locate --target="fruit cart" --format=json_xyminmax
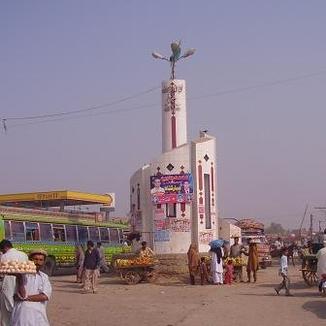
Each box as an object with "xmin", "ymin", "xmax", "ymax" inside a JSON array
[
  {"xmin": 111, "ymin": 253, "xmax": 158, "ymax": 285},
  {"xmin": 301, "ymin": 254, "xmax": 318, "ymax": 287}
]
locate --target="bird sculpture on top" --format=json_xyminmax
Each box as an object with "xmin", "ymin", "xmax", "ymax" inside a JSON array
[{"xmin": 152, "ymin": 40, "xmax": 196, "ymax": 80}]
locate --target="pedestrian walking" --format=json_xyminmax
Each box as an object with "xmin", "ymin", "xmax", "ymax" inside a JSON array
[
  {"xmin": 275, "ymin": 248, "xmax": 293, "ymax": 296},
  {"xmin": 83, "ymin": 241, "xmax": 100, "ymax": 294}
]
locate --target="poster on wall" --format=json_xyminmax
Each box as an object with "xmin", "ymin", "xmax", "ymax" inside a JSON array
[
  {"xmin": 170, "ymin": 219, "xmax": 191, "ymax": 232},
  {"xmin": 153, "ymin": 208, "xmax": 165, "ymax": 221},
  {"xmin": 154, "ymin": 230, "xmax": 170, "ymax": 242},
  {"xmin": 199, "ymin": 231, "xmax": 214, "ymax": 245},
  {"xmin": 150, "ymin": 173, "xmax": 193, "ymax": 204}
]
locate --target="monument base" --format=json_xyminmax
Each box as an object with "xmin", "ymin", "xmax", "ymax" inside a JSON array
[{"xmin": 156, "ymin": 253, "xmax": 188, "ymax": 274}]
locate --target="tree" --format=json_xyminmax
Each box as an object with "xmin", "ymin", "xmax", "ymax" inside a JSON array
[{"xmin": 265, "ymin": 222, "xmax": 286, "ymax": 235}]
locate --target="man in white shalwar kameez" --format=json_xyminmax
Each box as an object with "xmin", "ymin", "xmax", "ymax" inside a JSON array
[
  {"xmin": 0, "ymin": 240, "xmax": 28, "ymax": 326},
  {"xmin": 12, "ymin": 249, "xmax": 52, "ymax": 326},
  {"xmin": 210, "ymin": 247, "xmax": 224, "ymax": 285}
]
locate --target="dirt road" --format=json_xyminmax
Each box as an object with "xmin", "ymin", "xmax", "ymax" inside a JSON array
[{"xmin": 48, "ymin": 265, "xmax": 325, "ymax": 326}]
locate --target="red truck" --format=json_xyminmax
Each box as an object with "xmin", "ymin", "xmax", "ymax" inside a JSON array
[{"xmin": 236, "ymin": 219, "xmax": 272, "ymax": 269}]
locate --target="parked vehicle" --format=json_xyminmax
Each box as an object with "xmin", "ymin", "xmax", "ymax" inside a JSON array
[
  {"xmin": 0, "ymin": 206, "xmax": 129, "ymax": 276},
  {"xmin": 236, "ymin": 218, "xmax": 272, "ymax": 269}
]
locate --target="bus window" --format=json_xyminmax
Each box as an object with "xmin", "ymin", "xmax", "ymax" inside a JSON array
[
  {"xmin": 4, "ymin": 221, "xmax": 11, "ymax": 239},
  {"xmin": 11, "ymin": 221, "xmax": 25, "ymax": 242},
  {"xmin": 77, "ymin": 226, "xmax": 88, "ymax": 243},
  {"xmin": 53, "ymin": 224, "xmax": 66, "ymax": 242},
  {"xmin": 88, "ymin": 227, "xmax": 100, "ymax": 242},
  {"xmin": 40, "ymin": 224, "xmax": 52, "ymax": 241},
  {"xmin": 66, "ymin": 225, "xmax": 77, "ymax": 242},
  {"xmin": 99, "ymin": 228, "xmax": 110, "ymax": 242},
  {"xmin": 109, "ymin": 228, "xmax": 119, "ymax": 244},
  {"xmin": 25, "ymin": 222, "xmax": 40, "ymax": 241}
]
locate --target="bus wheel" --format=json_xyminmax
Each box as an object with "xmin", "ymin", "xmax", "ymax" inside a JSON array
[{"xmin": 44, "ymin": 257, "xmax": 56, "ymax": 276}]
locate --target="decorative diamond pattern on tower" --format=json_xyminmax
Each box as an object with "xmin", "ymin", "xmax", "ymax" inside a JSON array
[
  {"xmin": 204, "ymin": 154, "xmax": 209, "ymax": 162},
  {"xmin": 166, "ymin": 163, "xmax": 174, "ymax": 171}
]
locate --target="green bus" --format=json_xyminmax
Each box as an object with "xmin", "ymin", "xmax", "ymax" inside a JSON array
[{"xmin": 0, "ymin": 206, "xmax": 130, "ymax": 275}]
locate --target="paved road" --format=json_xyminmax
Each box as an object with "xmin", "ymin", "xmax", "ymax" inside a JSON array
[{"xmin": 48, "ymin": 265, "xmax": 325, "ymax": 326}]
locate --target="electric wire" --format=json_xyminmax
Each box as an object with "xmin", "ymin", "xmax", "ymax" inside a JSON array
[{"xmin": 2, "ymin": 69, "xmax": 326, "ymax": 131}]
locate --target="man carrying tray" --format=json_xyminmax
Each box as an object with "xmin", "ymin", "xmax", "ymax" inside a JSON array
[
  {"xmin": 11, "ymin": 249, "xmax": 52, "ymax": 326},
  {"xmin": 0, "ymin": 240, "xmax": 28, "ymax": 326}
]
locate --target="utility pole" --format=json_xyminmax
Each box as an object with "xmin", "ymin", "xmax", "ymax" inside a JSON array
[
  {"xmin": 309, "ymin": 214, "xmax": 313, "ymax": 240},
  {"xmin": 299, "ymin": 204, "xmax": 308, "ymax": 239}
]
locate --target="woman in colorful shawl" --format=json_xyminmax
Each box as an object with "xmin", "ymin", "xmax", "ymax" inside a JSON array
[
  {"xmin": 245, "ymin": 240, "xmax": 259, "ymax": 282},
  {"xmin": 187, "ymin": 244, "xmax": 200, "ymax": 285}
]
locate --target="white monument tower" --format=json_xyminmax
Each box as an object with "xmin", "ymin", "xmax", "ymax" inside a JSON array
[{"xmin": 130, "ymin": 41, "xmax": 218, "ymax": 254}]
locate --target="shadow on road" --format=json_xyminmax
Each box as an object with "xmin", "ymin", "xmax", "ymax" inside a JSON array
[
  {"xmin": 238, "ymin": 291, "xmax": 320, "ymax": 298},
  {"xmin": 302, "ymin": 300, "xmax": 326, "ymax": 319},
  {"xmin": 258, "ymin": 281, "xmax": 311, "ymax": 290}
]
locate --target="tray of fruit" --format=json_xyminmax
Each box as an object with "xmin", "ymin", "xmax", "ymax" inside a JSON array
[{"xmin": 0, "ymin": 260, "xmax": 37, "ymax": 274}]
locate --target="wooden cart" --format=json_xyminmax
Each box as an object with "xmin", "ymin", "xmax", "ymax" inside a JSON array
[
  {"xmin": 111, "ymin": 253, "xmax": 158, "ymax": 285},
  {"xmin": 115, "ymin": 264, "xmax": 157, "ymax": 285},
  {"xmin": 301, "ymin": 254, "xmax": 318, "ymax": 287}
]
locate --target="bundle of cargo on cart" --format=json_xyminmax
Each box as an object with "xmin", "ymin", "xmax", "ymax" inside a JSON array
[{"xmin": 111, "ymin": 253, "xmax": 159, "ymax": 285}]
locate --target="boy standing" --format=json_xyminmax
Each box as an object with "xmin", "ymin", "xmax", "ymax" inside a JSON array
[
  {"xmin": 275, "ymin": 248, "xmax": 293, "ymax": 296},
  {"xmin": 199, "ymin": 257, "xmax": 210, "ymax": 285}
]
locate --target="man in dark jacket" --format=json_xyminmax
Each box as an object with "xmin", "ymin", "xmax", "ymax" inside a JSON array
[{"xmin": 83, "ymin": 241, "xmax": 100, "ymax": 293}]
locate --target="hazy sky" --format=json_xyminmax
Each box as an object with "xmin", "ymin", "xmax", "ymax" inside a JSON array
[{"xmin": 1, "ymin": 1, "xmax": 326, "ymax": 230}]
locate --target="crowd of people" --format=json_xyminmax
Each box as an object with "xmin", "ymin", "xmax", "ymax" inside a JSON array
[
  {"xmin": 187, "ymin": 235, "xmax": 326, "ymax": 298},
  {"xmin": 187, "ymin": 237, "xmax": 259, "ymax": 286},
  {"xmin": 0, "ymin": 233, "xmax": 325, "ymax": 325},
  {"xmin": 74, "ymin": 238, "xmax": 154, "ymax": 294}
]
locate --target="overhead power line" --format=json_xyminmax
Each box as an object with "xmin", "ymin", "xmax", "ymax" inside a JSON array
[
  {"xmin": 4, "ymin": 86, "xmax": 160, "ymax": 121},
  {"xmin": 189, "ymin": 70, "xmax": 326, "ymax": 100},
  {"xmin": 2, "ymin": 69, "xmax": 326, "ymax": 132}
]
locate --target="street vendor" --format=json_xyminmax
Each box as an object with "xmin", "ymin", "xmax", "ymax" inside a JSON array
[
  {"xmin": 11, "ymin": 249, "xmax": 52, "ymax": 326},
  {"xmin": 229, "ymin": 237, "xmax": 245, "ymax": 282},
  {"xmin": 0, "ymin": 240, "xmax": 28, "ymax": 326},
  {"xmin": 139, "ymin": 241, "xmax": 155, "ymax": 258}
]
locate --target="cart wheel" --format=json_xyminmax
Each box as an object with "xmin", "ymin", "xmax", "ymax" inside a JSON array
[
  {"xmin": 302, "ymin": 270, "xmax": 318, "ymax": 287},
  {"xmin": 125, "ymin": 271, "xmax": 141, "ymax": 285}
]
